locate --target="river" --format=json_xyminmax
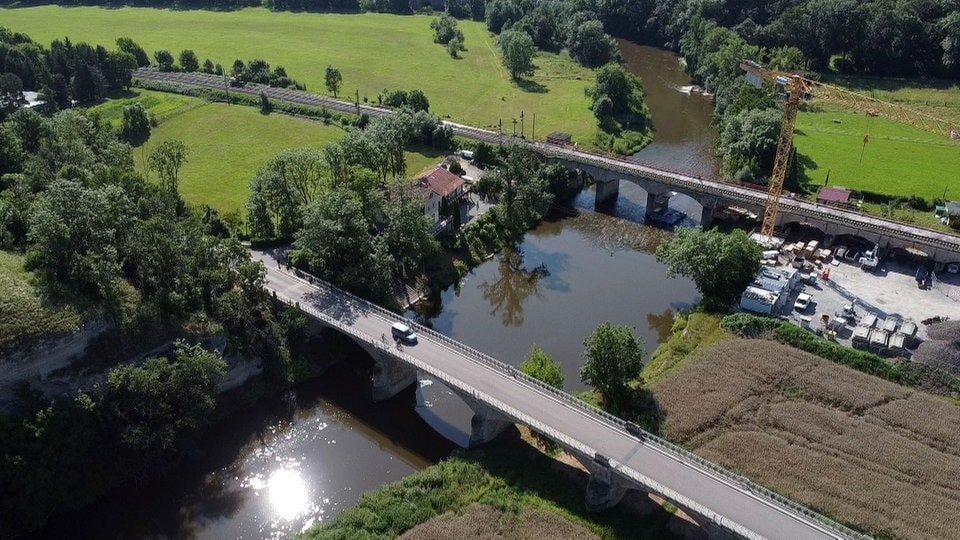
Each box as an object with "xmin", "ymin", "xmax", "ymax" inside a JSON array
[
  {"xmin": 620, "ymin": 40, "xmax": 721, "ymax": 179},
  {"xmin": 28, "ymin": 45, "xmax": 716, "ymax": 539}
]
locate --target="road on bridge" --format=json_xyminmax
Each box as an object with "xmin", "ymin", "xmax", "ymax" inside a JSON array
[{"xmin": 252, "ymin": 250, "xmax": 849, "ymax": 540}]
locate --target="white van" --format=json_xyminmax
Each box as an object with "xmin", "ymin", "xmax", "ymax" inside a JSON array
[{"xmin": 391, "ymin": 322, "xmax": 418, "ymax": 344}]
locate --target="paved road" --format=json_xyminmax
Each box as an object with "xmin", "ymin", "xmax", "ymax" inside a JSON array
[
  {"xmin": 136, "ymin": 69, "xmax": 960, "ymax": 256},
  {"xmin": 253, "ymin": 251, "xmax": 860, "ymax": 540}
]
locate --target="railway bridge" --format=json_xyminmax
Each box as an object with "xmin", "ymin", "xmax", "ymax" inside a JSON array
[{"xmin": 136, "ymin": 68, "xmax": 960, "ymax": 262}]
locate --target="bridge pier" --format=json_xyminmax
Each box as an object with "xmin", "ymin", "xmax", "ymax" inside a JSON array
[
  {"xmin": 575, "ymin": 453, "xmax": 630, "ymax": 512},
  {"xmin": 645, "ymin": 191, "xmax": 658, "ymax": 220},
  {"xmin": 594, "ymin": 177, "xmax": 619, "ymax": 206},
  {"xmin": 367, "ymin": 348, "xmax": 418, "ymax": 402},
  {"xmin": 699, "ymin": 205, "xmax": 714, "ymax": 229},
  {"xmin": 455, "ymin": 391, "xmax": 514, "ymax": 446}
]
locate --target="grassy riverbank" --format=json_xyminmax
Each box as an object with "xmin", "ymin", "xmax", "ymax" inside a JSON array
[
  {"xmin": 299, "ymin": 431, "xmax": 680, "ymax": 539},
  {"xmin": 2, "ymin": 7, "xmax": 598, "ymax": 145},
  {"xmin": 0, "ymin": 251, "xmax": 85, "ymax": 355}
]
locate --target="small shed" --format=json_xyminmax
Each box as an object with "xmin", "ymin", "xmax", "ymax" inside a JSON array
[
  {"xmin": 946, "ymin": 201, "xmax": 960, "ymax": 226},
  {"xmin": 816, "ymin": 187, "xmax": 852, "ymax": 206},
  {"xmin": 740, "ymin": 286, "xmax": 779, "ymax": 315},
  {"xmin": 546, "ymin": 132, "xmax": 573, "ymax": 146}
]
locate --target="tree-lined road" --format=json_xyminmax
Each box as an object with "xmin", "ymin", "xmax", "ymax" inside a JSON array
[{"xmin": 252, "ymin": 249, "xmax": 864, "ymax": 540}]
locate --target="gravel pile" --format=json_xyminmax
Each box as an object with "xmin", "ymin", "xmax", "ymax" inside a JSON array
[{"xmin": 914, "ymin": 320, "xmax": 960, "ymax": 375}]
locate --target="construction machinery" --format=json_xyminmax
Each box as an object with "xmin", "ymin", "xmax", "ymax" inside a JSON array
[{"xmin": 739, "ymin": 60, "xmax": 960, "ymax": 240}]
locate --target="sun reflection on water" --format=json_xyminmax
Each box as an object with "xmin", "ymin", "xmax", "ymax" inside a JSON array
[{"xmin": 268, "ymin": 468, "xmax": 309, "ymax": 520}]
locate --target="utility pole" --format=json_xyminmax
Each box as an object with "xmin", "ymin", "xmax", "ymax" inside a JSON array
[
  {"xmin": 520, "ymin": 111, "xmax": 524, "ymax": 138},
  {"xmin": 512, "ymin": 117, "xmax": 517, "ymax": 137},
  {"xmin": 498, "ymin": 118, "xmax": 503, "ymax": 144},
  {"xmin": 532, "ymin": 113, "xmax": 536, "ymax": 140},
  {"xmin": 355, "ymin": 88, "xmax": 360, "ymax": 116}
]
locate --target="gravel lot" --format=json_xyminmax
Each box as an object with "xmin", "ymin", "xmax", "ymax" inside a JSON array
[{"xmin": 779, "ymin": 255, "xmax": 959, "ymax": 345}]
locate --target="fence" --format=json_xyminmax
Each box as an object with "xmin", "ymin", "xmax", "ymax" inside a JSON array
[{"xmin": 278, "ymin": 268, "xmax": 867, "ymax": 540}]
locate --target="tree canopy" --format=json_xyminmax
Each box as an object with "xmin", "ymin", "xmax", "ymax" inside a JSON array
[
  {"xmin": 498, "ymin": 30, "xmax": 536, "ymax": 81},
  {"xmin": 655, "ymin": 227, "xmax": 762, "ymax": 312},
  {"xmin": 580, "ymin": 322, "xmax": 645, "ymax": 404},
  {"xmin": 325, "ymin": 64, "xmax": 342, "ymax": 97},
  {"xmin": 519, "ymin": 344, "xmax": 565, "ymax": 389}
]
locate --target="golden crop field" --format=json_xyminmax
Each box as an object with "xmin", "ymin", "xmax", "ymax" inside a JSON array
[{"xmin": 653, "ymin": 338, "xmax": 960, "ymax": 539}]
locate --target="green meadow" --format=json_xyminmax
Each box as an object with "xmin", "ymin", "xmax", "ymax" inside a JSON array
[
  {"xmin": 90, "ymin": 89, "xmax": 442, "ymax": 214},
  {"xmin": 1, "ymin": 6, "xmax": 597, "ymax": 143},
  {"xmin": 795, "ymin": 75, "xmax": 960, "ymax": 202}
]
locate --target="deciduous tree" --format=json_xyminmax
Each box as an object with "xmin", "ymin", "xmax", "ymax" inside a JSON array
[
  {"xmin": 324, "ymin": 64, "xmax": 342, "ymax": 97},
  {"xmin": 519, "ymin": 344, "xmax": 564, "ymax": 388},
  {"xmin": 498, "ymin": 30, "xmax": 536, "ymax": 81},
  {"xmin": 581, "ymin": 322, "xmax": 644, "ymax": 404},
  {"xmin": 655, "ymin": 228, "xmax": 762, "ymax": 312},
  {"xmin": 149, "ymin": 139, "xmax": 188, "ymax": 193}
]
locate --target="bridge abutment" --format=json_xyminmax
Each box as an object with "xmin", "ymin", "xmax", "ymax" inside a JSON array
[
  {"xmin": 366, "ymin": 347, "xmax": 418, "ymax": 402},
  {"xmin": 699, "ymin": 206, "xmax": 714, "ymax": 229}
]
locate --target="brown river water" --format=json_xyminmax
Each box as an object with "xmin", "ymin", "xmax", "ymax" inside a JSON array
[{"xmin": 27, "ymin": 45, "xmax": 718, "ymax": 539}]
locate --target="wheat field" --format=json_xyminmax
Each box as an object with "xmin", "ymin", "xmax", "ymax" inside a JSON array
[{"xmin": 653, "ymin": 339, "xmax": 960, "ymax": 539}]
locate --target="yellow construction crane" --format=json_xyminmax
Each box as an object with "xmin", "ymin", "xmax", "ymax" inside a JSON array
[{"xmin": 739, "ymin": 60, "xmax": 960, "ymax": 239}]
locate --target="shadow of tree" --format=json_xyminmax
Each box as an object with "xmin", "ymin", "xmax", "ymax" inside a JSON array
[{"xmin": 515, "ymin": 78, "xmax": 548, "ymax": 94}]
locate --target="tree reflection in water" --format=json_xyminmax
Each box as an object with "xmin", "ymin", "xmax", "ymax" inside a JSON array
[{"xmin": 479, "ymin": 244, "xmax": 549, "ymax": 327}]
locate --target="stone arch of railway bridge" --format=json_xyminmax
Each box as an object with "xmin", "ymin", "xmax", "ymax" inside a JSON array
[
  {"xmin": 550, "ymin": 158, "xmax": 722, "ymax": 228},
  {"xmin": 775, "ymin": 211, "xmax": 957, "ymax": 262},
  {"xmin": 549, "ymin": 156, "xmax": 958, "ymax": 262}
]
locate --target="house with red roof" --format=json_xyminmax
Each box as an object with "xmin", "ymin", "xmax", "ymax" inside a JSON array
[{"xmin": 415, "ymin": 166, "xmax": 466, "ymax": 224}]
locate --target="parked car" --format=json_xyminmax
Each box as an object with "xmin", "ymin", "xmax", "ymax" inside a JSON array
[
  {"xmin": 391, "ymin": 322, "xmax": 418, "ymax": 344},
  {"xmin": 794, "ymin": 293, "xmax": 812, "ymax": 311}
]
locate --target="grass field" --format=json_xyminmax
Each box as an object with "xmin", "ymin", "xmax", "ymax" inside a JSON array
[
  {"xmin": 652, "ymin": 338, "xmax": 960, "ymax": 538},
  {"xmin": 1, "ymin": 7, "xmax": 598, "ymax": 144},
  {"xmin": 88, "ymin": 88, "xmax": 205, "ymax": 126},
  {"xmin": 0, "ymin": 251, "xmax": 84, "ymax": 355},
  {"xmin": 103, "ymin": 88, "xmax": 444, "ymax": 214},
  {"xmin": 795, "ymin": 75, "xmax": 960, "ymax": 202},
  {"xmin": 137, "ymin": 99, "xmax": 350, "ymax": 214}
]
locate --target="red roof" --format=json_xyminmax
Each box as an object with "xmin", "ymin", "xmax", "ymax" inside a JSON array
[
  {"xmin": 816, "ymin": 187, "xmax": 851, "ymax": 203},
  {"xmin": 417, "ymin": 167, "xmax": 465, "ymax": 198}
]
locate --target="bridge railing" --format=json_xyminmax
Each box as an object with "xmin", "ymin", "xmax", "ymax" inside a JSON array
[
  {"xmin": 280, "ymin": 268, "xmax": 867, "ymax": 540},
  {"xmin": 271, "ymin": 288, "xmax": 761, "ymax": 540}
]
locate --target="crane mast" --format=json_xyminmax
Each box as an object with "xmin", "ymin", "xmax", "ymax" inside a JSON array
[{"xmin": 761, "ymin": 76, "xmax": 803, "ymax": 238}]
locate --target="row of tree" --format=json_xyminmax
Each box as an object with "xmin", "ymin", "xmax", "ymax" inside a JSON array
[{"xmin": 0, "ymin": 28, "xmax": 142, "ymax": 116}]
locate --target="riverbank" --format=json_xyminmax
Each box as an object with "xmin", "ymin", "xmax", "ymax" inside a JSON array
[{"xmin": 298, "ymin": 428, "xmax": 685, "ymax": 539}]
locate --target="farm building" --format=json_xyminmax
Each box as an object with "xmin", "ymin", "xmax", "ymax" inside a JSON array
[{"xmin": 816, "ymin": 187, "xmax": 852, "ymax": 206}]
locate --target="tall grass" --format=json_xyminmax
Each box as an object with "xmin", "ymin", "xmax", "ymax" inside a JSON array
[
  {"xmin": 653, "ymin": 338, "xmax": 960, "ymax": 539},
  {"xmin": 0, "ymin": 251, "xmax": 84, "ymax": 354}
]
